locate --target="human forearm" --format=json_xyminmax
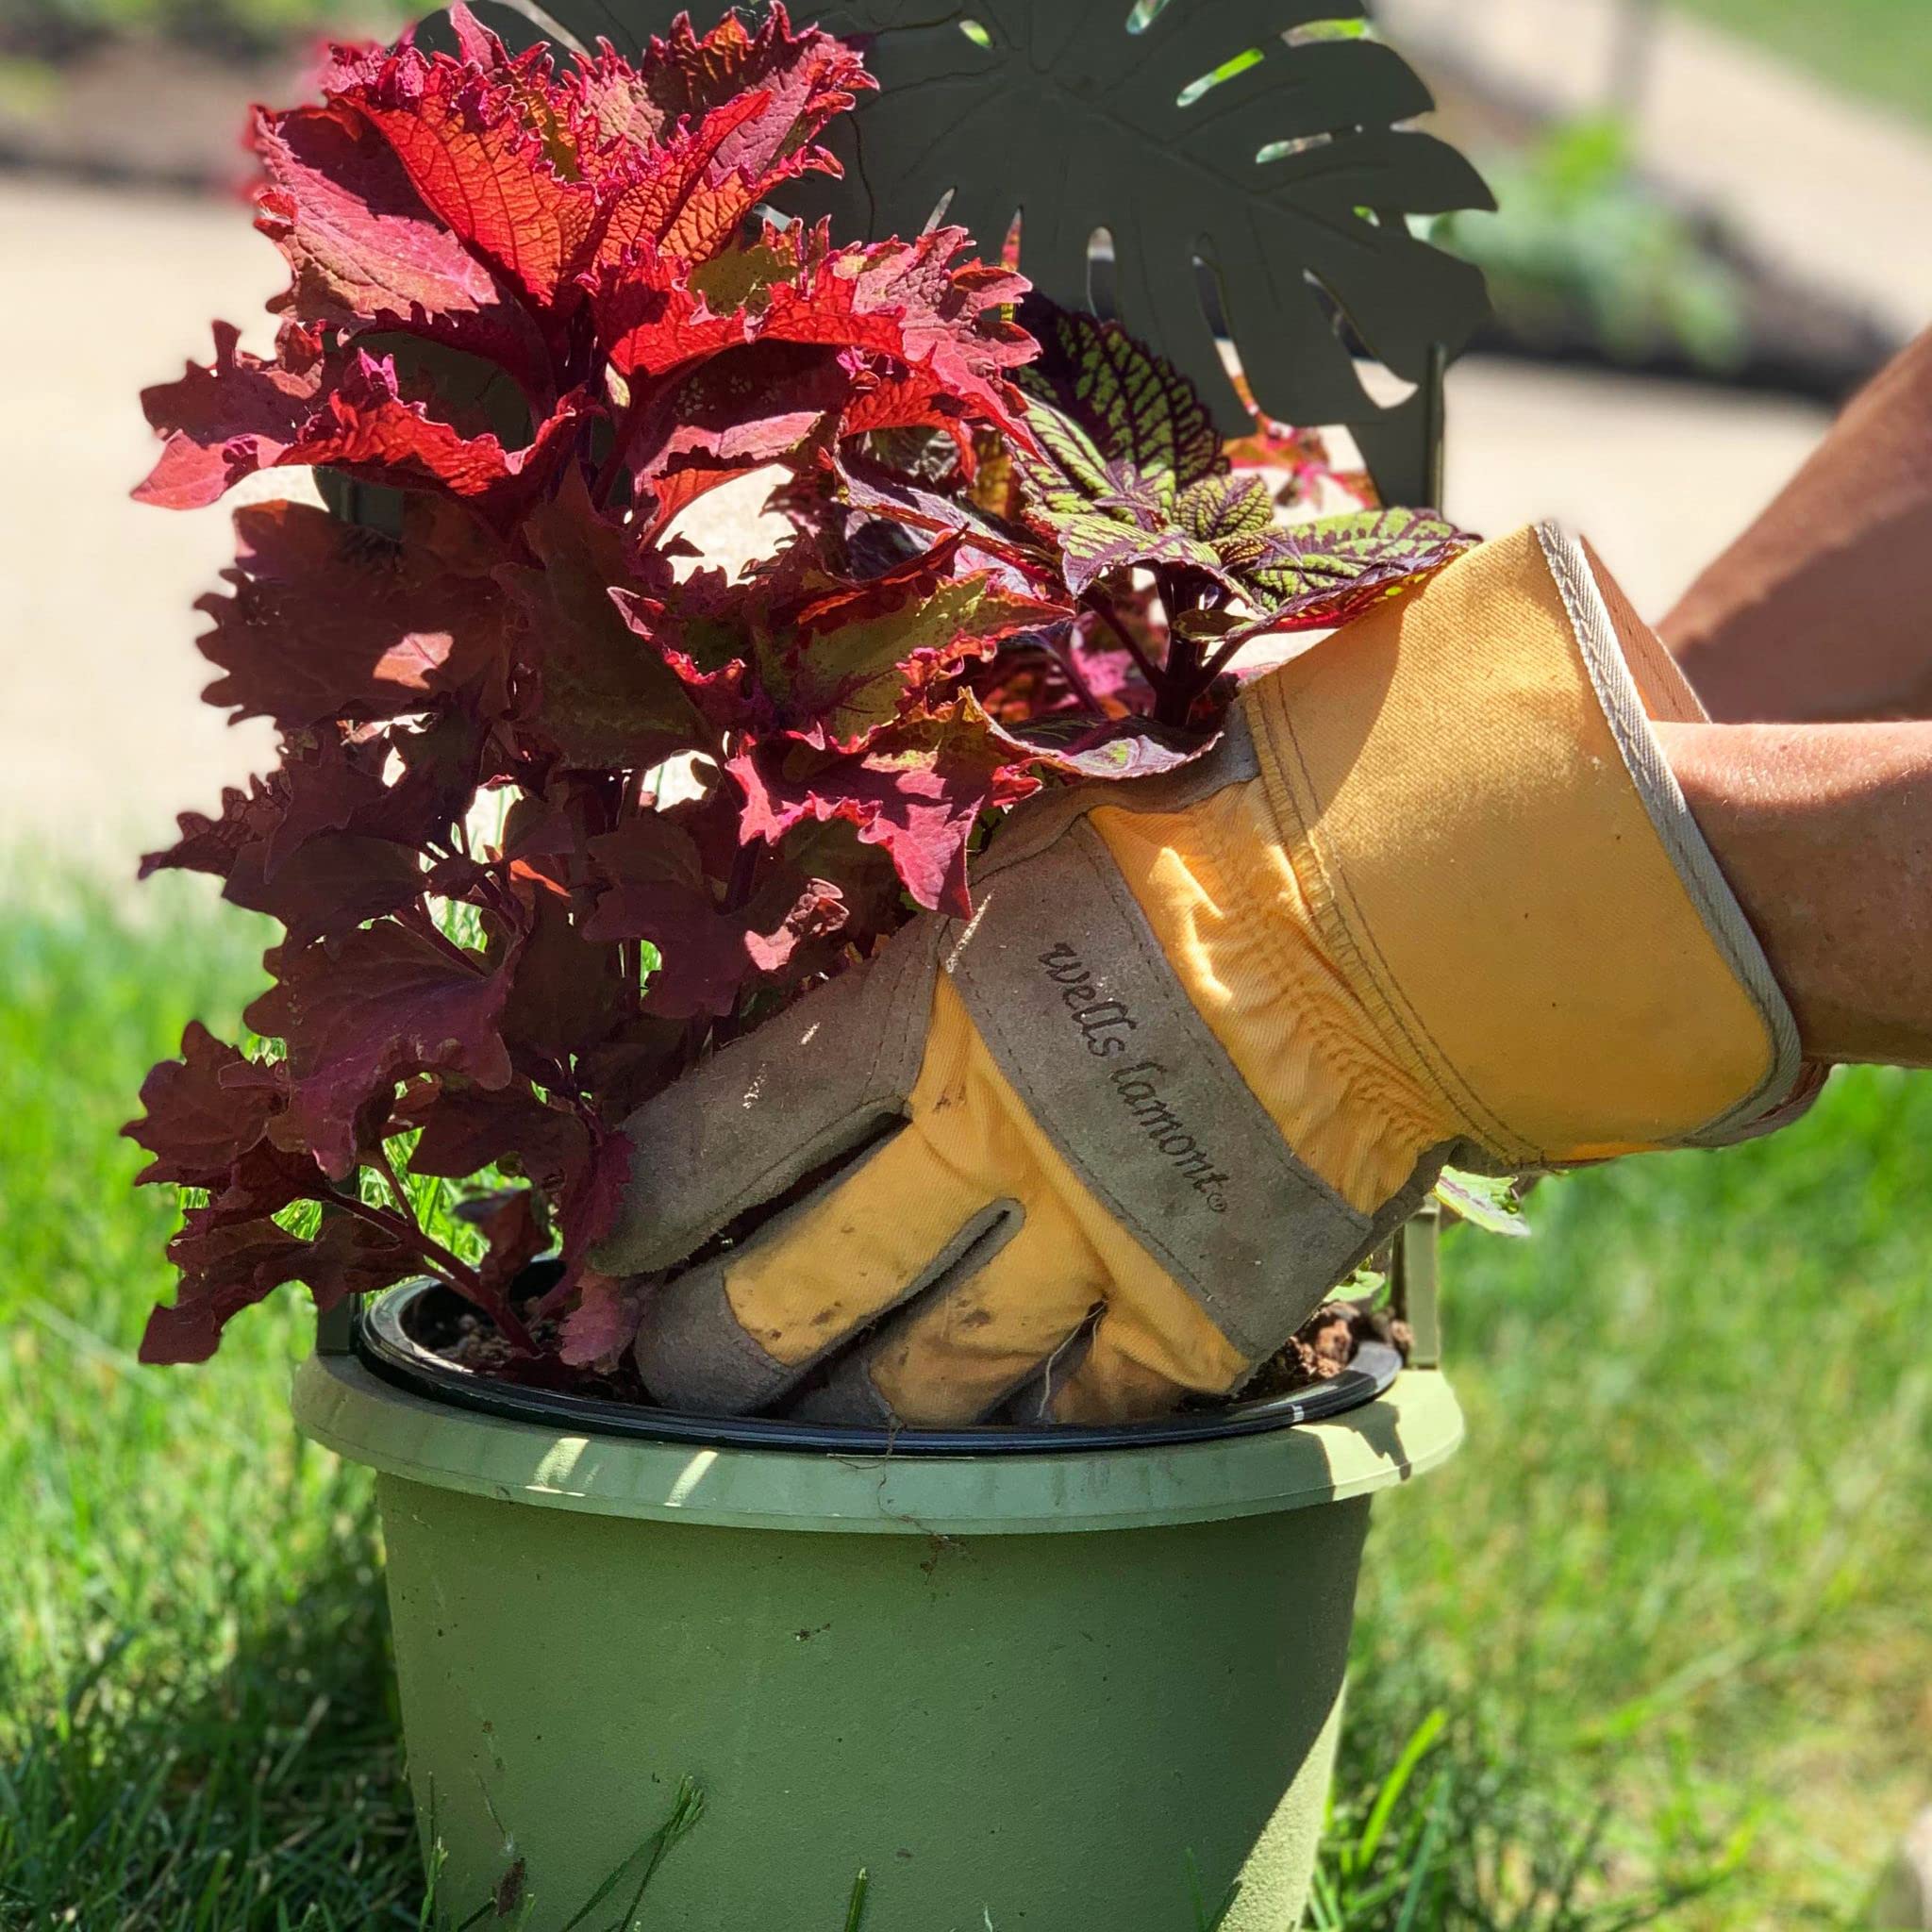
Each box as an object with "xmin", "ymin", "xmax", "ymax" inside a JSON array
[
  {"xmin": 1661, "ymin": 720, "xmax": 1932, "ymax": 1065},
  {"xmin": 1662, "ymin": 330, "xmax": 1932, "ymax": 724}
]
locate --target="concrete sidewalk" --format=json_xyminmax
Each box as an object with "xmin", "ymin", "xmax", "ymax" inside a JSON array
[
  {"xmin": 0, "ymin": 175, "xmax": 1830, "ymax": 879},
  {"xmin": 1380, "ymin": 0, "xmax": 1932, "ymax": 346}
]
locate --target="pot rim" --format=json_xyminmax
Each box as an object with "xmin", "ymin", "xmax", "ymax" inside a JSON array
[
  {"xmin": 292, "ymin": 1286, "xmax": 1464, "ymax": 1535},
  {"xmin": 358, "ymin": 1278, "xmax": 1407, "ymax": 1457}
]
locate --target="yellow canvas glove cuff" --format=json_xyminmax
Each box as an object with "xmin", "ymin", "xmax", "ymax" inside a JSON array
[{"xmin": 1089, "ymin": 522, "xmax": 1807, "ymax": 1219}]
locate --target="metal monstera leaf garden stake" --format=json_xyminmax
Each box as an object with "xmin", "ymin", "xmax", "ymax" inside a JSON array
[{"xmin": 445, "ymin": 0, "xmax": 1494, "ymax": 503}]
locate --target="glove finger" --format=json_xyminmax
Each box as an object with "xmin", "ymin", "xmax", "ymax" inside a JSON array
[
  {"xmin": 791, "ymin": 1209, "xmax": 1109, "ymax": 1428},
  {"xmin": 1038, "ymin": 1262, "xmax": 1278, "ymax": 1424},
  {"xmin": 593, "ymin": 922, "xmax": 941, "ymax": 1278},
  {"xmin": 632, "ymin": 1121, "xmax": 1010, "ymax": 1417}
]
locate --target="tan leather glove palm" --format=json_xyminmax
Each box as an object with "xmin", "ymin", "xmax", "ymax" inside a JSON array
[{"xmin": 593, "ymin": 526, "xmax": 1813, "ymax": 1425}]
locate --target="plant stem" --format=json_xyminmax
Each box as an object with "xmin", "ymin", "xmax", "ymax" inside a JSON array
[
  {"xmin": 1083, "ymin": 590, "xmax": 1162, "ymax": 688},
  {"xmin": 332, "ymin": 1189, "xmax": 538, "ymax": 1355},
  {"xmin": 1198, "ymin": 629, "xmax": 1256, "ymax": 688},
  {"xmin": 591, "ymin": 387, "xmax": 650, "ymax": 513},
  {"xmin": 400, "ymin": 902, "xmax": 483, "ymax": 972},
  {"xmin": 1156, "ymin": 633, "xmax": 1202, "ymax": 728}
]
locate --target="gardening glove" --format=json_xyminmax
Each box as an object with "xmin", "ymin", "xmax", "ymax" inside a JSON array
[{"xmin": 592, "ymin": 525, "xmax": 1816, "ymax": 1426}]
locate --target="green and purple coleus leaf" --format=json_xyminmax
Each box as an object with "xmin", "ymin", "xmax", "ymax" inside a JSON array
[
  {"xmin": 1009, "ymin": 299, "xmax": 1231, "ymax": 594},
  {"xmin": 1010, "ymin": 294, "xmax": 1476, "ymax": 635}
]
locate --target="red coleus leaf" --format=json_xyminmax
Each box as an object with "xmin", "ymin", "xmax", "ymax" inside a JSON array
[
  {"xmin": 195, "ymin": 499, "xmax": 511, "ymax": 730},
  {"xmin": 246, "ymin": 919, "xmax": 518, "ymax": 1179},
  {"xmin": 576, "ymin": 4, "xmax": 868, "ymax": 178},
  {"xmin": 579, "ymin": 7, "xmax": 870, "ymax": 263},
  {"xmin": 141, "ymin": 1208, "xmax": 417, "ymax": 1366},
  {"xmin": 591, "ymin": 243, "xmax": 751, "ymax": 383},
  {"xmin": 608, "ymin": 581, "xmax": 764, "ymax": 735},
  {"xmin": 583, "ymin": 813, "xmax": 848, "ymax": 1019},
  {"xmin": 730, "ymin": 699, "xmax": 1041, "ymax": 917},
  {"xmin": 324, "ymin": 8, "xmax": 606, "ymax": 313},
  {"xmin": 594, "ymin": 89, "xmax": 780, "ymax": 267},
  {"xmin": 137, "ymin": 332, "xmax": 587, "ymax": 533},
  {"xmin": 598, "ymin": 223, "xmax": 1037, "ymax": 523},
  {"xmin": 252, "ymin": 101, "xmax": 554, "ymax": 402},
  {"xmin": 135, "ymin": 320, "xmax": 328, "ymax": 511},
  {"xmin": 758, "ymin": 228, "xmax": 1035, "ymax": 444},
  {"xmin": 123, "ymin": 1023, "xmax": 277, "ymax": 1189}
]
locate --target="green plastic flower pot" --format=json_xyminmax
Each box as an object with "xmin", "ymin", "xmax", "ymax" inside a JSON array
[{"xmin": 292, "ymin": 1292, "xmax": 1461, "ymax": 1932}]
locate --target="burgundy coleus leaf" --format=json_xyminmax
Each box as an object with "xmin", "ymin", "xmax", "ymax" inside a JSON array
[
  {"xmin": 558, "ymin": 1271, "xmax": 645, "ymax": 1369},
  {"xmin": 406, "ymin": 1077, "xmax": 591, "ymax": 1185},
  {"xmin": 123, "ymin": 1023, "xmax": 277, "ymax": 1189},
  {"xmin": 985, "ymin": 711, "xmax": 1221, "ymax": 782},
  {"xmin": 504, "ymin": 471, "xmax": 709, "ymax": 768},
  {"xmin": 583, "ymin": 812, "xmax": 848, "ymax": 1019},
  {"xmin": 829, "ymin": 450, "xmax": 1052, "ymax": 578},
  {"xmin": 141, "ymin": 1208, "xmax": 417, "ymax": 1365},
  {"xmin": 465, "ymin": 1187, "xmax": 552, "ymax": 1293},
  {"xmin": 554, "ymin": 1124, "xmax": 634, "ymax": 1274},
  {"xmin": 245, "ymin": 919, "xmax": 518, "ymax": 1179},
  {"xmin": 223, "ymin": 834, "xmax": 425, "ymax": 947},
  {"xmin": 495, "ymin": 858, "xmax": 634, "ymax": 1070},
  {"xmin": 142, "ymin": 733, "xmax": 453, "ymax": 945},
  {"xmin": 140, "ymin": 774, "xmax": 282, "ymax": 883},
  {"xmin": 196, "ymin": 498, "xmax": 512, "ymax": 732},
  {"xmin": 730, "ymin": 698, "xmax": 1042, "ymax": 917},
  {"xmin": 252, "ymin": 101, "xmax": 555, "ymax": 403}
]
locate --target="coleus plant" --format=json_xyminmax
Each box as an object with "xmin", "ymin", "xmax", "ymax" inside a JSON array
[{"xmin": 125, "ymin": 2, "xmax": 1476, "ymax": 1383}]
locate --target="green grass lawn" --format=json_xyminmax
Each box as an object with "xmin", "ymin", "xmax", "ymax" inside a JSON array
[
  {"xmin": 1667, "ymin": 0, "xmax": 1932, "ymax": 127},
  {"xmin": 3, "ymin": 879, "xmax": 1929, "ymax": 1928}
]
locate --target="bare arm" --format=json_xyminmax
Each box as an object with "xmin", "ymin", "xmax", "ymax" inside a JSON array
[
  {"xmin": 1661, "ymin": 720, "xmax": 1932, "ymax": 1065},
  {"xmin": 1663, "ymin": 329, "xmax": 1932, "ymax": 724}
]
